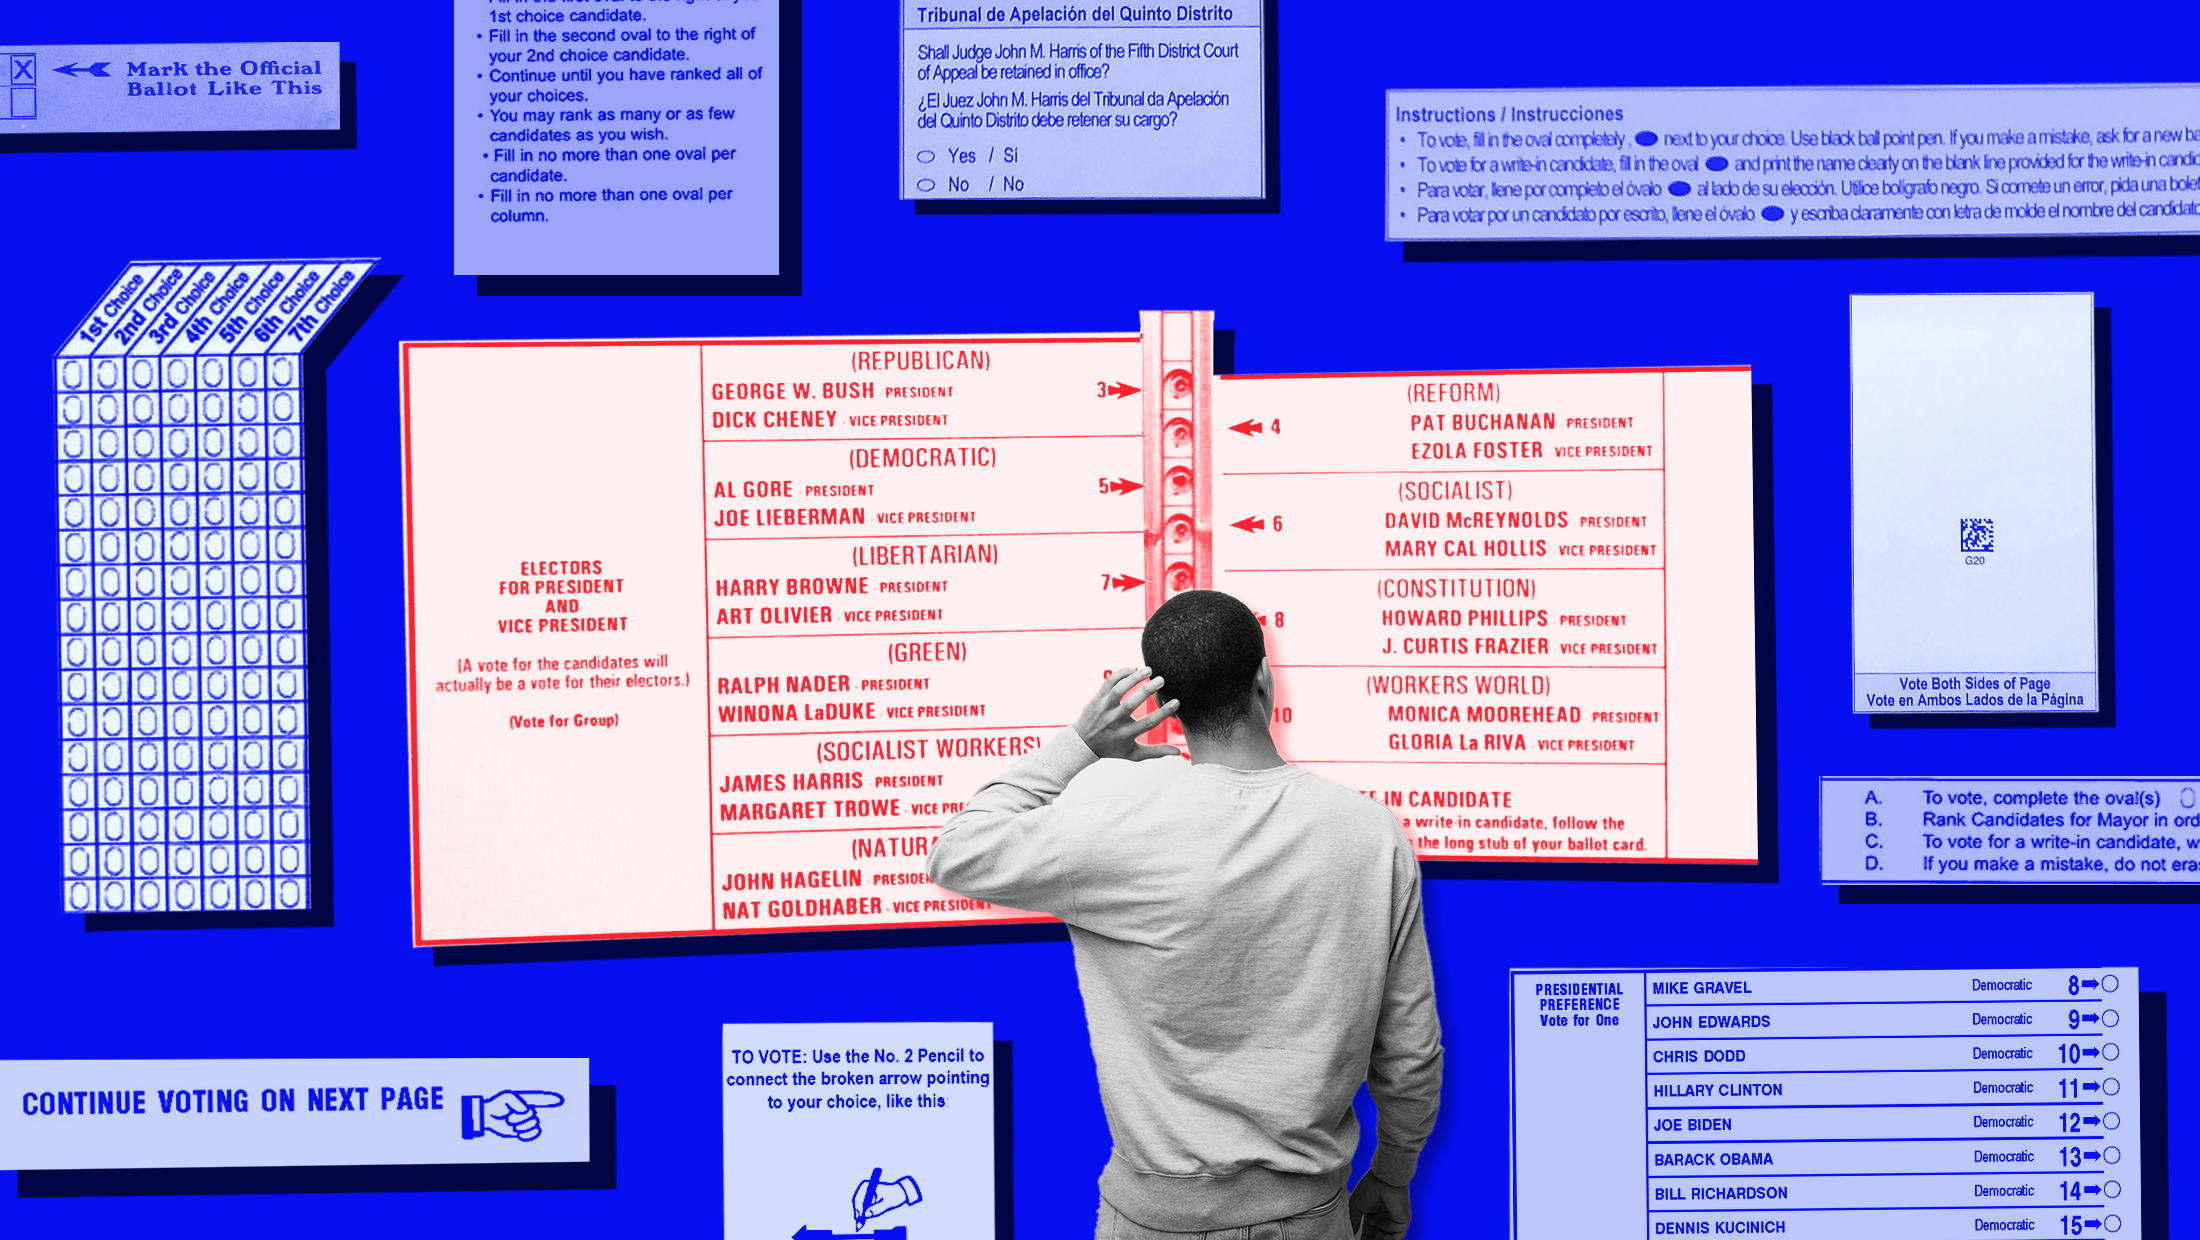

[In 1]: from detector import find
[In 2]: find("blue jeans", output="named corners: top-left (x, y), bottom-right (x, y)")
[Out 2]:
top-left (1095, 1191), bottom-right (1353, 1240)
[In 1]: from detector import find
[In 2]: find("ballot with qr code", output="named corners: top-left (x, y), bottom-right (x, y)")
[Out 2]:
top-left (1850, 294), bottom-right (2100, 714)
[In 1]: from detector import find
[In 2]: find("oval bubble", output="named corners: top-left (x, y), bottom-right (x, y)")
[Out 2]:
top-left (1668, 181), bottom-right (1692, 197)
top-left (1635, 131), bottom-right (1658, 146)
top-left (1705, 156), bottom-right (1729, 172)
top-left (917, 178), bottom-right (937, 193)
top-left (1761, 205), bottom-right (1784, 221)
top-left (917, 150), bottom-right (936, 163)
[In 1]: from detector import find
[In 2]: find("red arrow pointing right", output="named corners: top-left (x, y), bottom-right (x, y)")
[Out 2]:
top-left (1228, 419), bottom-right (1263, 436)
top-left (1230, 516), bottom-right (1267, 533)
top-left (1104, 478), bottom-right (1143, 494)
top-left (1109, 574), bottom-right (1145, 591)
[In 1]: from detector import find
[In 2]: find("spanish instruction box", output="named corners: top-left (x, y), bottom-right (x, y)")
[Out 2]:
top-left (1512, 967), bottom-right (2140, 1240)
top-left (454, 0), bottom-right (781, 276)
top-left (1822, 778), bottom-right (2200, 885)
top-left (1387, 85), bottom-right (2200, 242)
top-left (1852, 294), bottom-right (2098, 714)
top-left (902, 2), bottom-right (1265, 200)
top-left (1, 44), bottom-right (337, 134)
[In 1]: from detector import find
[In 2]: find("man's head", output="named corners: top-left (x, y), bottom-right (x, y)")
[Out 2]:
top-left (1140, 590), bottom-right (1268, 736)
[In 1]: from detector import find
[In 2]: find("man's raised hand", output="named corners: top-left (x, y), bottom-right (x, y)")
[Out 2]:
top-left (1074, 667), bottom-right (1182, 761)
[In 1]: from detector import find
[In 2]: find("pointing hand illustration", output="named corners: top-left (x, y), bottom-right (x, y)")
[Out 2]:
top-left (461, 1089), bottom-right (565, 1141)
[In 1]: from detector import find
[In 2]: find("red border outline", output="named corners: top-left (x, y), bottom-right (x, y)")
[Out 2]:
top-left (404, 335), bottom-right (1134, 947)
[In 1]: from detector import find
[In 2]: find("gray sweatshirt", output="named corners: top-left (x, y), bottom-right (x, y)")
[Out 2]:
top-left (928, 728), bottom-right (1443, 1231)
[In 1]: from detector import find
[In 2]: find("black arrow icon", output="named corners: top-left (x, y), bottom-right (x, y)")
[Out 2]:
top-left (54, 62), bottom-right (113, 78)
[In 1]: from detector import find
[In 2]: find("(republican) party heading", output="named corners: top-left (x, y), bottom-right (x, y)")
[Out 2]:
top-left (1388, 84), bottom-right (2200, 242)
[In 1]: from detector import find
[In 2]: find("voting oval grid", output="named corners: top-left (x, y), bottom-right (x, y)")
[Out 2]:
top-left (56, 259), bottom-right (374, 915)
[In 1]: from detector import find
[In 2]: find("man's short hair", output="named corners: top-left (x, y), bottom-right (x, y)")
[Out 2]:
top-left (1141, 590), bottom-right (1266, 734)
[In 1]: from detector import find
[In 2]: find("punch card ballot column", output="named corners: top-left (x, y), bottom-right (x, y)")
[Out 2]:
top-left (57, 259), bottom-right (375, 915)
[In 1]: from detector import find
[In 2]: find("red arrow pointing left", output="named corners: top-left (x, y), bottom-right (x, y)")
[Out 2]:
top-left (1228, 419), bottom-right (1263, 436)
top-left (1230, 516), bottom-right (1266, 533)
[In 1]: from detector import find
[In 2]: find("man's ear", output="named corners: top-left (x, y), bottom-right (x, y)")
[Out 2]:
top-left (1255, 658), bottom-right (1275, 702)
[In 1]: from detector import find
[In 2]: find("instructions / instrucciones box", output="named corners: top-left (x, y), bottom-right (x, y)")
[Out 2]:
top-left (1387, 85), bottom-right (2200, 242)
top-left (902, 1), bottom-right (1265, 200)
top-left (453, 0), bottom-right (781, 276)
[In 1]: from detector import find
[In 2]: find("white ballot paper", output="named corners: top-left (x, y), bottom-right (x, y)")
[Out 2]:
top-left (403, 319), bottom-right (1762, 947)
top-left (1851, 293), bottom-right (2098, 713)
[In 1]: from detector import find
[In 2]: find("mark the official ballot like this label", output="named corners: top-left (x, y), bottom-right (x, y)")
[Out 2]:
top-left (1, 44), bottom-right (338, 134)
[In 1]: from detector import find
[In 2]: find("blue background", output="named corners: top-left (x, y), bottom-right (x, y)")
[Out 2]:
top-left (5, 0), bottom-right (2199, 1233)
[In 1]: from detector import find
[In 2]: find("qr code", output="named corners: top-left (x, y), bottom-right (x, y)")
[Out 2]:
top-left (1960, 518), bottom-right (1994, 553)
